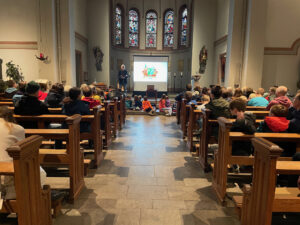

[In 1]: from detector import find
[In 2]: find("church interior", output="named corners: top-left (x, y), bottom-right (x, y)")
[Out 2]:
top-left (0, 0), bottom-right (300, 225)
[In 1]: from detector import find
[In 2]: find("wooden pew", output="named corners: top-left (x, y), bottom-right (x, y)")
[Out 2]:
top-left (0, 135), bottom-right (52, 225)
top-left (180, 99), bottom-right (190, 137)
top-left (103, 101), bottom-right (112, 147)
top-left (24, 115), bottom-right (84, 203)
top-left (246, 106), bottom-right (266, 111)
top-left (186, 105), bottom-right (202, 152)
top-left (110, 98), bottom-right (119, 137)
top-left (234, 138), bottom-right (300, 225)
top-left (13, 107), bottom-right (103, 167)
top-left (0, 101), bottom-right (14, 106)
top-left (212, 117), bottom-right (300, 204)
top-left (176, 100), bottom-right (181, 125)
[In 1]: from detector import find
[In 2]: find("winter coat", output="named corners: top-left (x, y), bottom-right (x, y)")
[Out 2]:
top-left (4, 87), bottom-right (17, 99)
top-left (257, 116), bottom-right (295, 157)
top-left (248, 96), bottom-right (269, 107)
top-left (62, 99), bottom-right (91, 132)
top-left (205, 97), bottom-right (231, 119)
top-left (82, 97), bottom-right (101, 109)
top-left (231, 113), bottom-right (256, 156)
top-left (38, 90), bottom-right (48, 101)
top-left (266, 96), bottom-right (292, 110)
top-left (287, 108), bottom-right (300, 133)
top-left (44, 91), bottom-right (65, 108)
top-left (14, 94), bottom-right (49, 116)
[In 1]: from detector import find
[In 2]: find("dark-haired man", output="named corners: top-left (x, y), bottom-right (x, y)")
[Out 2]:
top-left (175, 83), bottom-right (192, 102)
top-left (205, 85), bottom-right (230, 119)
top-left (14, 81), bottom-right (49, 115)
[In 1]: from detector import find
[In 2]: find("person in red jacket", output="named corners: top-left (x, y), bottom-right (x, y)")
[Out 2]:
top-left (82, 86), bottom-right (100, 109)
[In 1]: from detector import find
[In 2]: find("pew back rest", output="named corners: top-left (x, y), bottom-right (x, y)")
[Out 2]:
top-left (6, 135), bottom-right (52, 225)
top-left (241, 138), bottom-right (283, 225)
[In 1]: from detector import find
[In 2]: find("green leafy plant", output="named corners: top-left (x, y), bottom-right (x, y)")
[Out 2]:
top-left (0, 79), bottom-right (7, 93)
top-left (6, 61), bottom-right (24, 83)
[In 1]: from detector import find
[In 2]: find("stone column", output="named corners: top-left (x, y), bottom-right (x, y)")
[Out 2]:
top-left (225, 0), bottom-right (267, 90)
top-left (224, 0), bottom-right (247, 88)
top-left (241, 0), bottom-right (267, 90)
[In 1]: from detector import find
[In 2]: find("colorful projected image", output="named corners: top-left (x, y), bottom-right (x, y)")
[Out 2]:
top-left (142, 66), bottom-right (158, 78)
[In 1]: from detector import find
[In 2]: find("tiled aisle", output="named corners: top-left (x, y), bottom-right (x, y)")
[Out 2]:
top-left (54, 116), bottom-right (240, 225)
top-left (1, 115), bottom-right (240, 225)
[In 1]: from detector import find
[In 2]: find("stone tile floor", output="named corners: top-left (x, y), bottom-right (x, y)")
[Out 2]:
top-left (2, 115), bottom-right (241, 225)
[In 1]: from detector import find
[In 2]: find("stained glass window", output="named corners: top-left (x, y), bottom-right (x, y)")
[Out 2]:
top-left (180, 7), bottom-right (188, 47)
top-left (163, 10), bottom-right (174, 47)
top-left (146, 11), bottom-right (157, 48)
top-left (129, 9), bottom-right (139, 47)
top-left (115, 6), bottom-right (122, 45)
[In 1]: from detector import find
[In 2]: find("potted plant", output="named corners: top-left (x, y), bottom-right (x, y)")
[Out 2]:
top-left (0, 79), bottom-right (6, 93)
top-left (6, 61), bottom-right (24, 83)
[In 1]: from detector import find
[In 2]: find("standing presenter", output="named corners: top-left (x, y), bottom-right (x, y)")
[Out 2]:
top-left (118, 64), bottom-right (128, 94)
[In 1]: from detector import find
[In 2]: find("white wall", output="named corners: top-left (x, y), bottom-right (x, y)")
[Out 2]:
top-left (87, 0), bottom-right (110, 84)
top-left (191, 0), bottom-right (217, 87)
top-left (262, 0), bottom-right (300, 94)
top-left (0, 0), bottom-right (39, 81)
top-left (212, 0), bottom-right (230, 85)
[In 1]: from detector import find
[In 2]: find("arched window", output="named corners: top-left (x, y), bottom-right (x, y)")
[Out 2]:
top-left (129, 9), bottom-right (139, 47)
top-left (163, 10), bottom-right (174, 48)
top-left (145, 11), bottom-right (157, 48)
top-left (115, 6), bottom-right (123, 45)
top-left (179, 6), bottom-right (188, 47)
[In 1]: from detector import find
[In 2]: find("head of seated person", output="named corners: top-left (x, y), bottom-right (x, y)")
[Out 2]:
top-left (63, 87), bottom-right (90, 117)
top-left (186, 84), bottom-right (192, 92)
top-left (4, 80), bottom-right (17, 98)
top-left (45, 83), bottom-right (65, 108)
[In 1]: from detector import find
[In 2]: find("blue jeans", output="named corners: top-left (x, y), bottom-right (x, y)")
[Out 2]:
top-left (119, 82), bottom-right (127, 93)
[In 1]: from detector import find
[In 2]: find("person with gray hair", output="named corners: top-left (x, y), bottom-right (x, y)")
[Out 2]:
top-left (118, 64), bottom-right (128, 94)
top-left (266, 85), bottom-right (292, 110)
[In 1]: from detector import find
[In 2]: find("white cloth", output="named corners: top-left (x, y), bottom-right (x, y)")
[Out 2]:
top-left (0, 119), bottom-right (46, 200)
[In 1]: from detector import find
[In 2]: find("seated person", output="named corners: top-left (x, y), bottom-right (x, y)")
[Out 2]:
top-left (266, 86), bottom-right (292, 110)
top-left (205, 85), bottom-right (230, 119)
top-left (185, 91), bottom-right (197, 105)
top-left (205, 85), bottom-right (231, 138)
top-left (125, 96), bottom-right (133, 110)
top-left (37, 81), bottom-right (48, 101)
top-left (265, 86), bottom-right (276, 102)
top-left (142, 96), bottom-right (155, 115)
top-left (0, 106), bottom-right (46, 199)
top-left (175, 83), bottom-right (192, 102)
top-left (81, 86), bottom-right (101, 109)
top-left (257, 104), bottom-right (295, 156)
top-left (89, 85), bottom-right (101, 102)
top-left (165, 96), bottom-right (171, 108)
top-left (14, 81), bottom-right (49, 116)
top-left (12, 82), bottom-right (26, 105)
top-left (196, 94), bottom-right (210, 111)
top-left (247, 88), bottom-right (269, 107)
top-left (287, 93), bottom-right (300, 133)
top-left (229, 99), bottom-right (256, 156)
top-left (44, 83), bottom-right (65, 108)
top-left (62, 87), bottom-right (91, 132)
top-left (159, 94), bottom-right (172, 116)
top-left (134, 95), bottom-right (142, 110)
top-left (4, 80), bottom-right (17, 99)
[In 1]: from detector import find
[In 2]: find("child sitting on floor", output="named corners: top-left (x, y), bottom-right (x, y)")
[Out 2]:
top-left (134, 95), bottom-right (142, 110)
top-left (142, 96), bottom-right (155, 115)
top-left (125, 95), bottom-right (133, 110)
